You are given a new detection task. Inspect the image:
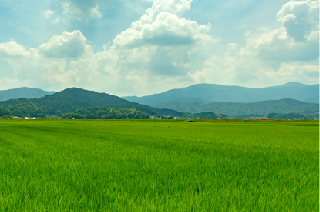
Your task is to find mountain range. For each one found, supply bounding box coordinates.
[0,87,54,102]
[123,82,319,105]
[154,98,319,118]
[0,83,318,119]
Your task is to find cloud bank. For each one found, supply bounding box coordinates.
[0,0,318,95]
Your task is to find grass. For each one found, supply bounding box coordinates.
[0,120,318,211]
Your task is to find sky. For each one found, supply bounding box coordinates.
[0,0,319,96]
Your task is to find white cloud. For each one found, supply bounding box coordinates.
[1,0,318,96]
[240,0,319,63]
[3,46,67,86]
[242,27,319,62]
[188,52,266,87]
[114,12,212,47]
[0,1,215,95]
[0,32,123,93]
[43,9,54,18]
[188,0,319,88]
[0,41,29,58]
[109,0,217,86]
[277,0,319,41]
[276,62,319,79]
[0,36,87,91]
[252,61,319,86]
[45,0,102,24]
[151,0,193,14]
[68,51,119,78]
[188,52,319,88]
[61,1,102,21]
[39,30,92,59]
[113,0,214,47]
[0,78,24,90]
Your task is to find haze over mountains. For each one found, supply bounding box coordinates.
[123,82,319,105]
[0,88,54,102]
[154,98,319,117]
[0,82,318,118]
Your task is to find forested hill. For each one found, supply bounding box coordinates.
[0,88,183,117]
[154,98,319,118]
[0,87,54,102]
[123,82,319,105]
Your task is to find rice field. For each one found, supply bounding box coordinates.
[0,120,318,211]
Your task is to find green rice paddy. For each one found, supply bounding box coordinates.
[0,120,318,211]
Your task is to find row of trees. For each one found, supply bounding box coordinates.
[5,103,46,117]
[0,103,150,119]
[61,108,149,119]
[267,112,319,119]
[0,108,11,116]
[193,112,228,119]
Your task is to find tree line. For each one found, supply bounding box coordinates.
[61,108,149,119]
[267,112,319,119]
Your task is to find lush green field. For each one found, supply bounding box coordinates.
[0,120,318,211]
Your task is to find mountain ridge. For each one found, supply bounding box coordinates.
[154,98,319,118]
[0,87,55,102]
[123,82,319,105]
[0,87,318,119]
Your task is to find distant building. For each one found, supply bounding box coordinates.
[149,116,161,119]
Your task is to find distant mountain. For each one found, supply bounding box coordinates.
[0,88,183,117]
[154,98,319,118]
[1,86,318,119]
[0,87,54,102]
[123,82,319,105]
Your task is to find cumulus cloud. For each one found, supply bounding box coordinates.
[109,0,217,83]
[1,0,318,96]
[68,51,119,78]
[277,0,319,41]
[113,0,214,47]
[188,1,319,88]
[146,47,188,75]
[114,12,212,47]
[276,62,319,79]
[0,33,92,91]
[188,52,266,87]
[1,45,67,88]
[39,30,92,59]
[240,0,319,63]
[0,41,29,58]
[188,51,319,88]
[45,0,102,24]
[242,27,319,62]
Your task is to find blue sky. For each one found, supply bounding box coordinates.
[0,0,318,96]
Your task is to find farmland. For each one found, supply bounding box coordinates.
[0,120,318,211]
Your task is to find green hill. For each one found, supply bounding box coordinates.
[0,88,183,118]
